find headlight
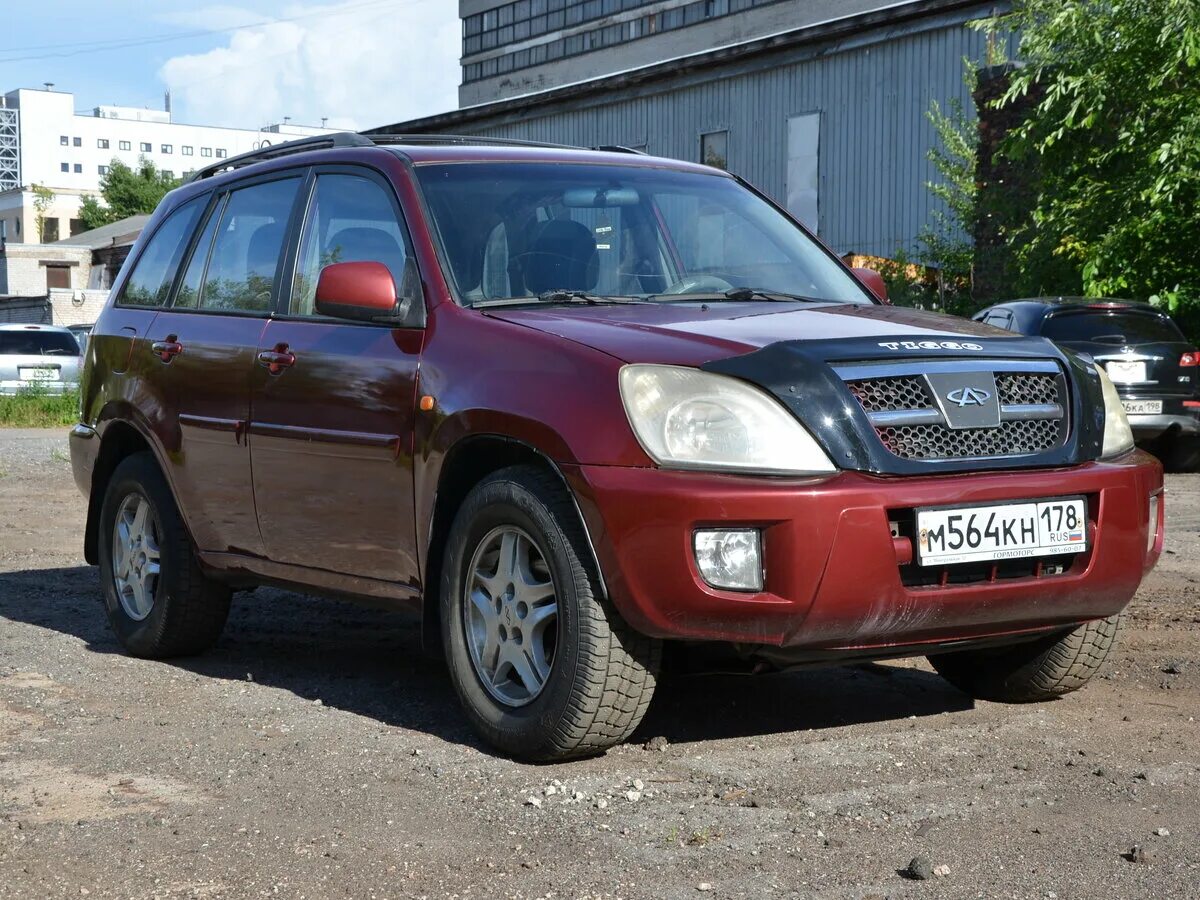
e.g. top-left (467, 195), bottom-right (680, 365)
top-left (1095, 363), bottom-right (1135, 458)
top-left (618, 364), bottom-right (836, 475)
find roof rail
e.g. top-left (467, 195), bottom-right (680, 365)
top-left (591, 145), bottom-right (647, 155)
top-left (369, 132), bottom-right (575, 150)
top-left (185, 131), bottom-right (374, 182)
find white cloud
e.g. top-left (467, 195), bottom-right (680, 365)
top-left (158, 0), bottom-right (459, 131)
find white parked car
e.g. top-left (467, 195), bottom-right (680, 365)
top-left (0, 324), bottom-right (82, 395)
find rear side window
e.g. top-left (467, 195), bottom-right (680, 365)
top-left (117, 195), bottom-right (206, 308)
top-left (1041, 310), bottom-right (1185, 343)
top-left (194, 177), bottom-right (300, 313)
top-left (0, 331), bottom-right (80, 356)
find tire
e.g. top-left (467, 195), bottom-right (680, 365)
top-left (98, 452), bottom-right (231, 658)
top-left (440, 465), bottom-right (660, 761)
top-left (929, 615), bottom-right (1122, 703)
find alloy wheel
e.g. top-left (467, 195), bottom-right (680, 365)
top-left (464, 525), bottom-right (559, 707)
top-left (112, 492), bottom-right (161, 621)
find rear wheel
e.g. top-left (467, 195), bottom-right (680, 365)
top-left (440, 465), bottom-right (660, 761)
top-left (98, 452), bottom-right (230, 658)
top-left (929, 615), bottom-right (1121, 702)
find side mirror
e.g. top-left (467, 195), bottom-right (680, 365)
top-left (851, 267), bottom-right (889, 304)
top-left (315, 260), bottom-right (422, 324)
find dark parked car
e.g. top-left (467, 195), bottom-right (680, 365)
top-left (974, 299), bottom-right (1199, 469)
top-left (71, 134), bottom-right (1163, 760)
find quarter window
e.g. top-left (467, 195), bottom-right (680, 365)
top-left (117, 195), bottom-right (207, 308)
top-left (291, 173), bottom-right (410, 318)
top-left (194, 177), bottom-right (300, 313)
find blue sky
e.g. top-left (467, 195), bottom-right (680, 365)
top-left (0, 0), bottom-right (461, 130)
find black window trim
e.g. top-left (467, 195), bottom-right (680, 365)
top-left (155, 168), bottom-right (309, 319)
top-left (272, 162), bottom-right (426, 329)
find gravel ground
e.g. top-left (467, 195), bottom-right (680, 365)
top-left (1, 427), bottom-right (1198, 899)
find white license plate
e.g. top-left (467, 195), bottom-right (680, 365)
top-left (917, 497), bottom-right (1088, 566)
top-left (1122, 399), bottom-right (1162, 415)
top-left (1105, 360), bottom-right (1146, 383)
top-left (17, 367), bottom-right (58, 381)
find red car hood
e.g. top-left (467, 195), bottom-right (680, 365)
top-left (485, 301), bottom-right (1011, 366)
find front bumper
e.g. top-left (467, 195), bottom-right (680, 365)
top-left (567, 451), bottom-right (1163, 651)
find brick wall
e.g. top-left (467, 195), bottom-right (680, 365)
top-left (0, 297), bottom-right (51, 324)
top-left (0, 244), bottom-right (93, 297)
top-left (47, 288), bottom-right (109, 326)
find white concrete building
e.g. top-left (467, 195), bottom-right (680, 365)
top-left (0, 86), bottom-right (336, 245)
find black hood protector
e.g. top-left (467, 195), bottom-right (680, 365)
top-left (702, 334), bottom-right (1107, 476)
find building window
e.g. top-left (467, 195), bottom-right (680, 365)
top-left (70, 218), bottom-right (85, 237)
top-left (161, 144), bottom-right (173, 154)
top-left (215, 149), bottom-right (227, 158)
top-left (59, 135), bottom-right (68, 146)
top-left (162, 170), bottom-right (174, 179)
top-left (201, 147), bottom-right (213, 157)
top-left (60, 162), bottom-right (69, 172)
top-left (700, 130), bottom-right (729, 170)
top-left (120, 140), bottom-right (131, 150)
top-left (41, 218), bottom-right (60, 243)
top-left (98, 165), bottom-right (110, 175)
top-left (182, 146), bottom-right (193, 156)
top-left (72, 137), bottom-right (81, 147)
top-left (73, 163), bottom-right (82, 174)
top-left (140, 142), bottom-right (151, 152)
top-left (98, 138), bottom-right (109, 149)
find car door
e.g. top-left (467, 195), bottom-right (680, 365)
top-left (248, 167), bottom-right (424, 586)
top-left (148, 172), bottom-right (305, 556)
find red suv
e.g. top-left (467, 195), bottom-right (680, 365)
top-left (71, 134), bottom-right (1164, 760)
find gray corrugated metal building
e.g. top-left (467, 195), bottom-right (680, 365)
top-left (370, 0), bottom-right (1006, 260)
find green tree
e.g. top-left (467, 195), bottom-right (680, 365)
top-left (916, 67), bottom-right (980, 314)
top-left (78, 158), bottom-right (181, 231)
top-left (31, 184), bottom-right (55, 242)
top-left (980, 0), bottom-right (1200, 335)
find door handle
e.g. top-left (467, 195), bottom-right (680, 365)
top-left (150, 336), bottom-right (183, 363)
top-left (257, 343), bottom-right (296, 375)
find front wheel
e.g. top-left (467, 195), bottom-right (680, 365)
top-left (440, 466), bottom-right (660, 761)
top-left (929, 615), bottom-right (1121, 703)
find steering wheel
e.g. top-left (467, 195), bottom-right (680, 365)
top-left (662, 275), bottom-right (735, 295)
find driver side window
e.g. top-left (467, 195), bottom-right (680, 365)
top-left (292, 173), bottom-right (412, 318)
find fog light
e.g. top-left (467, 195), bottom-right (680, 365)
top-left (1148, 492), bottom-right (1161, 554)
top-left (693, 529), bottom-right (763, 592)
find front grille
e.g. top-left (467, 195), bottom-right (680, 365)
top-left (842, 362), bottom-right (1068, 462)
top-left (996, 373), bottom-right (1058, 406)
top-left (848, 376), bottom-right (932, 412)
top-left (876, 418), bottom-right (1062, 459)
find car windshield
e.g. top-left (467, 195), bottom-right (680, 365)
top-left (0, 331), bottom-right (80, 356)
top-left (414, 162), bottom-right (872, 306)
top-left (1041, 310), bottom-right (1186, 344)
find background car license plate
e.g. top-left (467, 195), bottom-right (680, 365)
top-left (1122, 399), bottom-right (1162, 415)
top-left (17, 367), bottom-right (57, 381)
top-left (1105, 360), bottom-right (1146, 383)
top-left (917, 497), bottom-right (1087, 566)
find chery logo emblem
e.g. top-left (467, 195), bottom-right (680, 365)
top-left (946, 387), bottom-right (991, 407)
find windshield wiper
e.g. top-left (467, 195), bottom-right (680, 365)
top-left (538, 290), bottom-right (648, 305)
top-left (722, 287), bottom-right (827, 303)
top-left (647, 287), bottom-right (829, 303)
top-left (473, 291), bottom-right (649, 309)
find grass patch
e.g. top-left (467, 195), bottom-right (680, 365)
top-left (0, 386), bottom-right (79, 428)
